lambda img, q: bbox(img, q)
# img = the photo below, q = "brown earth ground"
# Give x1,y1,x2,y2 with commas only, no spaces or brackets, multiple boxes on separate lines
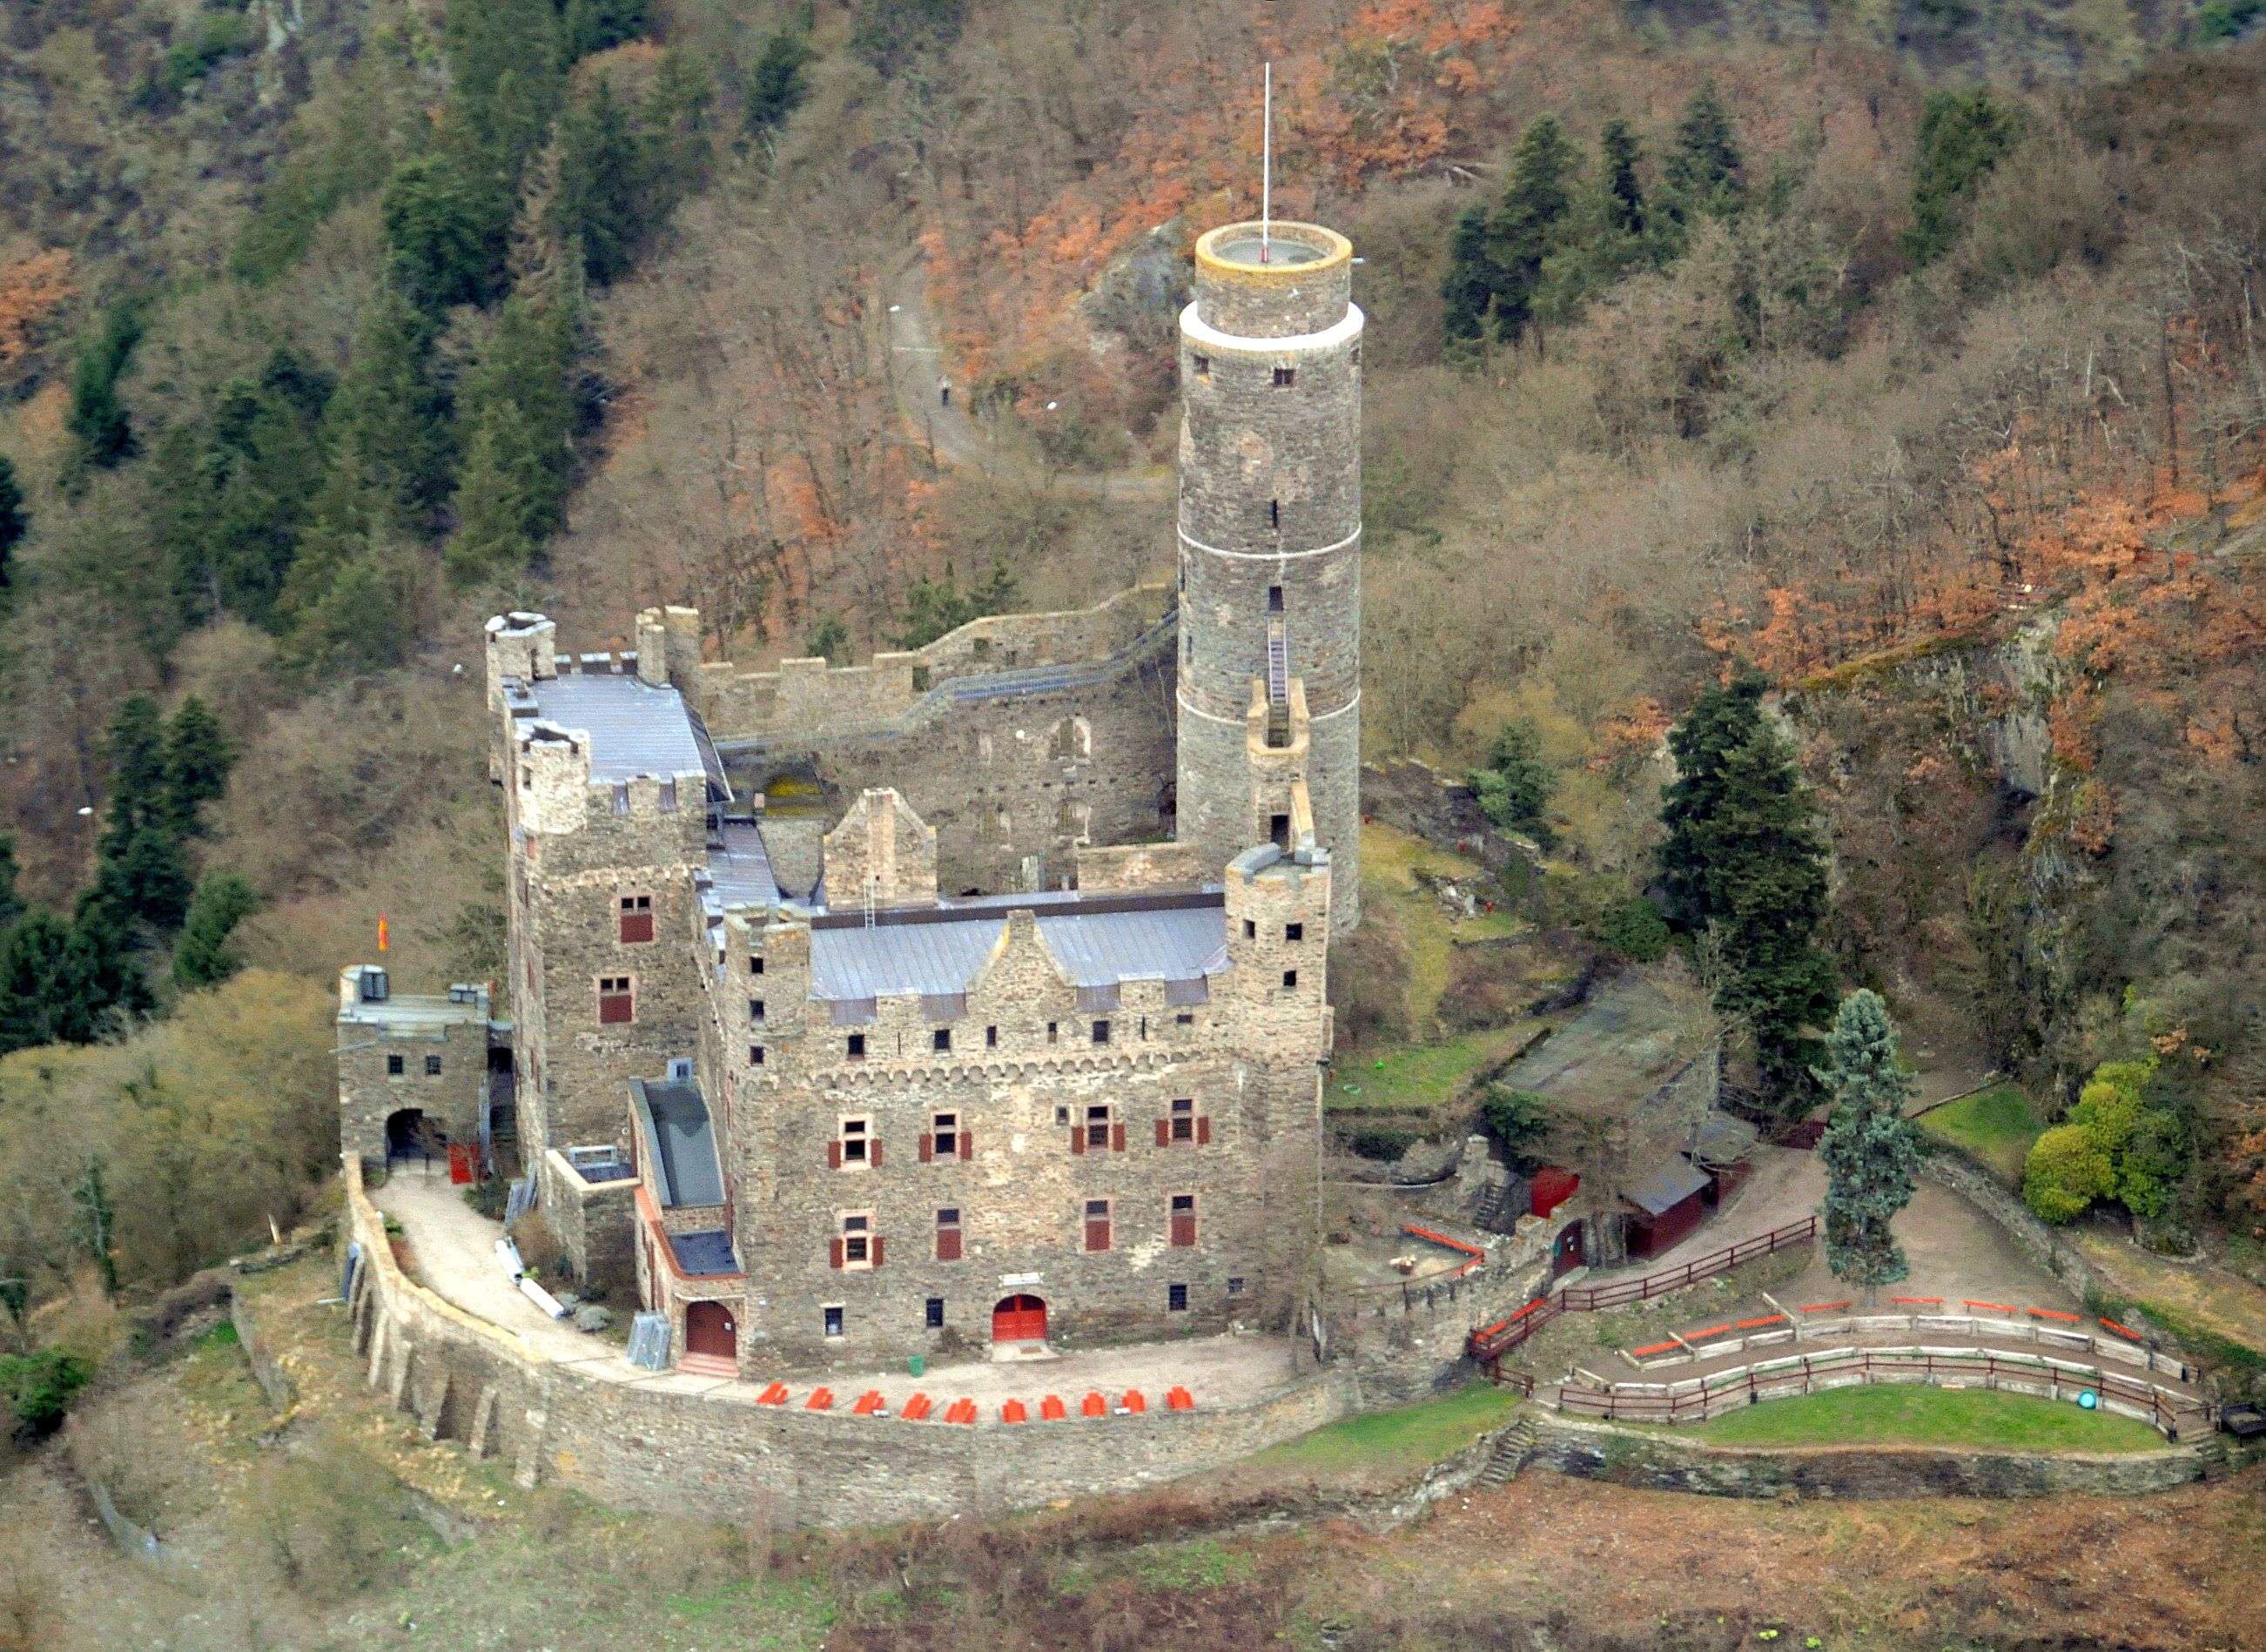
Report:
4,1247,2262,1651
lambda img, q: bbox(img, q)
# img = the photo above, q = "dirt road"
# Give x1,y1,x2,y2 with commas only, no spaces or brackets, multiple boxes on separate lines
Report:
887,252,1175,503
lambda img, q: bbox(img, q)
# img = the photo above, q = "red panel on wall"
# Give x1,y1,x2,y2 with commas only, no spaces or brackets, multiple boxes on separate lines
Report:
1531,1166,1582,1219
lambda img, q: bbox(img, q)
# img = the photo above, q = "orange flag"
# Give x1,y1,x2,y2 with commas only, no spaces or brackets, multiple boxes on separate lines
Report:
378,912,389,953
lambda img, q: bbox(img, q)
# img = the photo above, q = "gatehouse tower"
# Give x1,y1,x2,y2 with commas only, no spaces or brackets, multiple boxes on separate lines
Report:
1173,220,1363,930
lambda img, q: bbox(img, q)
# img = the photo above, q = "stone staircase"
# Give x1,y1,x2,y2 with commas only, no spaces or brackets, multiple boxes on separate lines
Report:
1469,1179,1521,1234
1473,1414,1540,1489
2195,1433,2233,1483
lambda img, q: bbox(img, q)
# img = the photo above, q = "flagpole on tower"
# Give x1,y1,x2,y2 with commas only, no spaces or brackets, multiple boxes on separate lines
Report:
1261,61,1272,263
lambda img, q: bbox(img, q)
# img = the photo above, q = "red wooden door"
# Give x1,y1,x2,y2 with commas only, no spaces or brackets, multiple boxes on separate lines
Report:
991,1294,1046,1342
1550,1221,1585,1278
685,1300,737,1360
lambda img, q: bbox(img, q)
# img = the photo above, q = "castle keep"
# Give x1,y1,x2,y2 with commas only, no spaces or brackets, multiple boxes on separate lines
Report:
341,223,1369,1380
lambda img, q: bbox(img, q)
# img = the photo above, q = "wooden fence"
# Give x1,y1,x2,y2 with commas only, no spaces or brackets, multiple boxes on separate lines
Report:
1468,1217,1819,1367
1554,1346,2208,1440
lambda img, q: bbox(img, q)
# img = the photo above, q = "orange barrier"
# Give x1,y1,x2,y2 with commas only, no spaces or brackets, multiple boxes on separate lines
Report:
2100,1318,2146,1342
1736,1314,1788,1330
756,1381,789,1406
1631,1341,1682,1358
804,1387,835,1411
1800,1300,1852,1313
1166,1386,1194,1412
1891,1296,1944,1306
1001,1399,1027,1424
1962,1299,2017,1313
1402,1224,1488,1279
1081,1391,1108,1417
1122,1389,1147,1414
2028,1307,2083,1323
852,1389,885,1415
901,1392,932,1420
1039,1394,1067,1420
945,1398,978,1425
1685,1323,1735,1342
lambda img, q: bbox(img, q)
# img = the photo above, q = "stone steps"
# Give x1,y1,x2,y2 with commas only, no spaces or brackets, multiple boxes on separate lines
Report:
1474,1415,1539,1488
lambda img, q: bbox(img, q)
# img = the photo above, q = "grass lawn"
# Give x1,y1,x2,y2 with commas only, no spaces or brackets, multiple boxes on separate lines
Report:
1676,1383,2164,1453
1919,1084,2043,1184
1361,823,1527,1024
1247,1383,1523,1477
1329,1026,1531,1114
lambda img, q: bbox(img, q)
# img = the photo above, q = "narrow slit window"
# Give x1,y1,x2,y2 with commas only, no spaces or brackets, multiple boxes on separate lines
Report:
1192,352,1211,377
1272,366,1294,387
1267,583,1284,612
1269,500,1280,530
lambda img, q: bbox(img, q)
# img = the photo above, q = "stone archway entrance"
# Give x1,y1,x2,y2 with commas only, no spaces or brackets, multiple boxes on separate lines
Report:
992,1293,1047,1344
684,1300,737,1366
386,1109,436,1161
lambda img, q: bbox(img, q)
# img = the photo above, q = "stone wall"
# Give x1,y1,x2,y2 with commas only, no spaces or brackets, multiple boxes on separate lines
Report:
338,1010,493,1171
333,1158,1356,1528
1526,1412,2201,1499
1326,1225,1554,1406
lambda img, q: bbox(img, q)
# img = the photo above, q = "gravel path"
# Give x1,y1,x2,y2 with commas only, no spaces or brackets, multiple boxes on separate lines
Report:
372,1167,1301,1418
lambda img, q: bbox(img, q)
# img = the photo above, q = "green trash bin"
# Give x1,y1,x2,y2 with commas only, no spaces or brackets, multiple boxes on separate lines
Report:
908,1353,925,1378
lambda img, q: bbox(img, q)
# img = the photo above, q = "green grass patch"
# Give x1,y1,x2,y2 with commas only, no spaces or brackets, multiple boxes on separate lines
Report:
1919,1084,2043,1184
1133,1538,1257,1591
1249,1383,1523,1477
1330,1027,1527,1115
1676,1383,2163,1453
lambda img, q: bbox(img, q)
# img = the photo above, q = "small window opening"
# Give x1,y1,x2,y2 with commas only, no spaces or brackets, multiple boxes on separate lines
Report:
1273,366,1294,387
598,976,635,1024
1085,1199,1113,1252
841,1118,870,1164
1054,1105,1071,1126
1286,923,1304,942
1228,1277,1246,1295
1267,583,1284,612
933,1113,958,1157
1168,1282,1189,1311
750,998,766,1023
1283,970,1299,989
1175,1012,1194,1028
843,1213,871,1264
749,1045,765,1065
1193,352,1211,377
1085,1105,1112,1150
1243,919,1257,939
387,1054,404,1076
933,1028,951,1052
824,1306,844,1337
846,1032,867,1060
619,893,654,944
935,1207,962,1263
985,1024,999,1048
1269,500,1280,530
750,954,764,975
1270,813,1291,850
1046,1021,1059,1045
925,1297,945,1328
1171,1098,1195,1143
1171,1194,1196,1248
426,1055,443,1076
1091,1019,1110,1045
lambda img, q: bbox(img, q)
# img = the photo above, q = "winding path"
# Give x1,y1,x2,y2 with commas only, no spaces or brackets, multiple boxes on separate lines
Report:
886,251,1176,503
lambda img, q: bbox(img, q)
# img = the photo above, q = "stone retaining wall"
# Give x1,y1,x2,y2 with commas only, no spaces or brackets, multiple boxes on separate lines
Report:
333,1158,1355,1528
1527,1412,2201,1499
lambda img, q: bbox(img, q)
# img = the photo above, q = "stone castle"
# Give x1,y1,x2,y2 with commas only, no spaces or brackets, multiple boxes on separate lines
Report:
340,221,1371,1380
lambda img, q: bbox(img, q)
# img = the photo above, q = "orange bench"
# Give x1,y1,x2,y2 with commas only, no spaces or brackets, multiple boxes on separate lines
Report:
1039,1394,1067,1420
756,1382,789,1406
804,1387,835,1411
852,1389,885,1415
1001,1399,1028,1424
944,1398,978,1425
1166,1386,1194,1412
901,1392,932,1420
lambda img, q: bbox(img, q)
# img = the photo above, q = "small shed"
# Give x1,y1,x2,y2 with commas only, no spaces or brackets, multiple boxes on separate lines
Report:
1623,1159,1711,1259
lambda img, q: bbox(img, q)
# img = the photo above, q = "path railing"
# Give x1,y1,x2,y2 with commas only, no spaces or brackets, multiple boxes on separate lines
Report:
1468,1217,1819,1368
1552,1345,2209,1440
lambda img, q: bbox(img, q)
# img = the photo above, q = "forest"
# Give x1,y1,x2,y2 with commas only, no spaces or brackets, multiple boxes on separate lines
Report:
0,0,2262,1427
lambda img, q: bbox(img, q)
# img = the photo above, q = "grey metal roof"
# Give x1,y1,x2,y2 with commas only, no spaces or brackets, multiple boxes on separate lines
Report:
629,1079,725,1207
807,903,1229,1003
1624,1158,1710,1217
669,1230,739,1276
527,675,709,785
704,821,780,911
1690,1109,1758,1167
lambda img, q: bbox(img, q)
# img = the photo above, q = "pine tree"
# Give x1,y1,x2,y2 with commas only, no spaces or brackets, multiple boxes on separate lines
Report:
1815,991,1920,1294
0,910,74,1054
1660,668,1839,1111
745,28,815,138
98,695,168,863
0,833,20,933
1441,205,1496,345
381,151,508,312
1659,80,1746,242
0,451,25,592
172,871,260,989
162,696,235,836
558,75,649,286
1903,87,2023,267
1469,719,1557,846
446,401,546,584
67,302,145,472
1534,117,1653,327
560,0,649,62
1487,114,1580,344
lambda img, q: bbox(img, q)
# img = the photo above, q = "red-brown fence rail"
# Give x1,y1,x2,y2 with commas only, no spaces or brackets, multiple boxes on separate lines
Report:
1468,1217,1819,1368
1553,1346,2206,1439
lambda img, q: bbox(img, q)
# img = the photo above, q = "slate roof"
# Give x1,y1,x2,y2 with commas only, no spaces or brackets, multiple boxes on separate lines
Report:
669,1230,739,1276
526,674,720,788
1499,971,1714,1118
703,821,781,913
1624,1158,1711,1217
806,898,1228,1002
629,1079,725,1208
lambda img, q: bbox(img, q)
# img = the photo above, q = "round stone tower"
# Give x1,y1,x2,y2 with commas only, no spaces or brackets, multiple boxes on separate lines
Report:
1174,220,1362,930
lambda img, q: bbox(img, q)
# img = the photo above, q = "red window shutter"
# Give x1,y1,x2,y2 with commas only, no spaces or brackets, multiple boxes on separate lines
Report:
828,1140,843,1170
1171,1214,1196,1247
598,991,633,1025
871,1140,884,1170
1111,1122,1126,1153
958,1130,972,1160
829,1238,844,1269
1071,1128,1086,1156
870,1235,884,1268
919,1133,933,1164
1086,1219,1111,1252
1196,1116,1211,1146
620,912,654,944
1155,1118,1170,1148
937,1229,962,1262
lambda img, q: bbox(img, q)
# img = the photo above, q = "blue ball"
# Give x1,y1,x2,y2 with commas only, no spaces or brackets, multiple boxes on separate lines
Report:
2079,1390,2099,1410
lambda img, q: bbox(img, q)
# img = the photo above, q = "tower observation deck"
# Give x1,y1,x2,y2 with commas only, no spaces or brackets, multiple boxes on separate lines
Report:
1174,220,1362,930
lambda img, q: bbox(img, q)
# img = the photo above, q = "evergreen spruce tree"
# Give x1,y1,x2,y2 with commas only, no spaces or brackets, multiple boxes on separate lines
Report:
0,451,25,593
1902,86,2023,267
558,75,649,286
1815,990,1920,1295
1660,668,1839,1111
446,402,546,584
1658,80,1746,243
744,28,815,138
66,302,145,472
97,695,168,865
161,696,235,836
0,832,20,933
1441,205,1497,345
1486,114,1579,345
381,151,507,312
1535,117,1653,326
0,910,74,1054
172,871,259,989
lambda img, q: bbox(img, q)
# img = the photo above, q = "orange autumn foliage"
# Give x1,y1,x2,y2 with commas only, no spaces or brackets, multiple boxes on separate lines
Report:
0,248,76,373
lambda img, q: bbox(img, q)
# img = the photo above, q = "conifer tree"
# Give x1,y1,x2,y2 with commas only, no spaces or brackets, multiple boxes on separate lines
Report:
66,302,145,472
558,75,649,286
1903,87,2023,267
1660,668,1839,1111
1487,114,1579,344
1815,990,1920,1294
382,151,507,312
1659,80,1746,239
745,28,815,138
1535,117,1653,327
161,696,235,836
447,402,546,584
172,871,260,989
0,452,25,592
1441,205,1496,345
0,832,21,934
